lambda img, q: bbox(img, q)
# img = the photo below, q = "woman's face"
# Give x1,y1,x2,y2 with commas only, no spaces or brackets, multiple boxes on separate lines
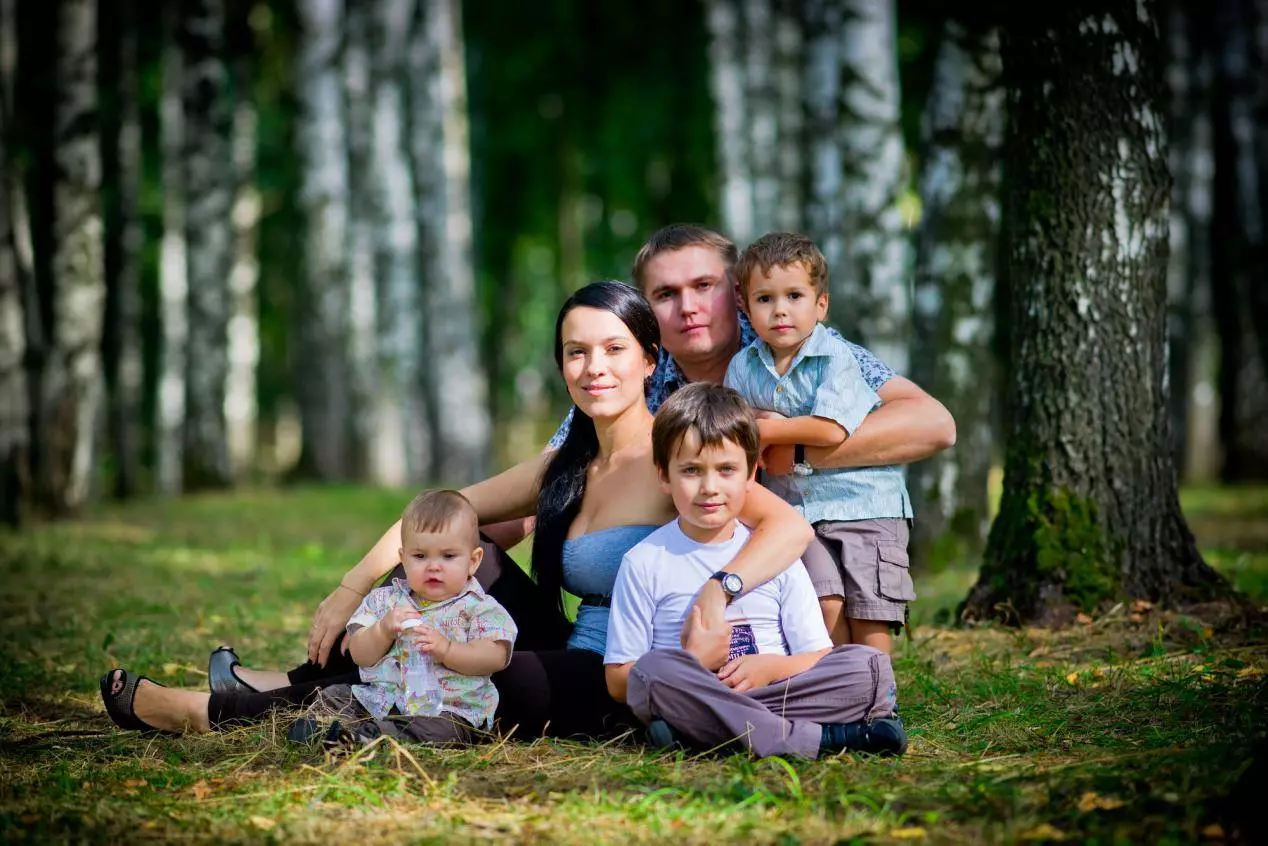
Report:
559,306,656,422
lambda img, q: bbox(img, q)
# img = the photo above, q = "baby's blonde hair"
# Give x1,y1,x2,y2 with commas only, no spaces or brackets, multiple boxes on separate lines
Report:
401,489,480,547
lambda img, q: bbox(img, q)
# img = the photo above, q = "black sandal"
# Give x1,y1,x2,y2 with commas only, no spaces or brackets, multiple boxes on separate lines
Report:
99,668,177,735
208,645,257,695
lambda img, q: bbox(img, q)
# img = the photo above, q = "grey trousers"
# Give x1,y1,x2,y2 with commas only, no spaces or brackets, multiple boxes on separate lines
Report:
626,645,897,760
314,684,475,745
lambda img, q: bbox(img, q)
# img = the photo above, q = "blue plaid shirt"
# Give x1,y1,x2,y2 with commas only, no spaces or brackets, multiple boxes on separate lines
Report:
725,323,913,523
548,314,895,448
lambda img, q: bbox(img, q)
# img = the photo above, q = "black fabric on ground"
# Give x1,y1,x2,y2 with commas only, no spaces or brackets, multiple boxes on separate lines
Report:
492,647,639,740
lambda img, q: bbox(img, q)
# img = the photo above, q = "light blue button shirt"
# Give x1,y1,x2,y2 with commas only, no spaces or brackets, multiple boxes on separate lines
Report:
724,323,914,523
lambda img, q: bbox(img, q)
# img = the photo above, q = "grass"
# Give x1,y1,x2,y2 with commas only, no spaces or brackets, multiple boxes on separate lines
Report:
1,484,1265,844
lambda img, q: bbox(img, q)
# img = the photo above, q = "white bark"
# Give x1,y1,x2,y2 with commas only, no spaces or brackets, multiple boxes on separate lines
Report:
705,0,754,245
744,0,778,236
296,0,352,479
157,8,187,496
773,1,803,231
832,0,909,374
371,0,428,486
44,0,104,511
181,0,234,487
0,0,26,523
420,0,490,484
908,21,1004,559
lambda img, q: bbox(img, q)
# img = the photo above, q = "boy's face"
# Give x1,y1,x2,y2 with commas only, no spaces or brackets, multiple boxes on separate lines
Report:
658,429,754,545
743,263,828,356
398,521,483,603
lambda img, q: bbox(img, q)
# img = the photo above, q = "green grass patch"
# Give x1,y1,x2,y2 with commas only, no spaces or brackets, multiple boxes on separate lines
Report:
1,485,1265,843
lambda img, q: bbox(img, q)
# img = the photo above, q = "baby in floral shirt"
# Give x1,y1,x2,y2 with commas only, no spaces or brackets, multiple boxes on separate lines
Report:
307,489,517,746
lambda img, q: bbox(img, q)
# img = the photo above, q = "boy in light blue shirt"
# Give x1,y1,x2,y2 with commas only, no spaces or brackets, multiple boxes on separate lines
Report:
724,232,915,654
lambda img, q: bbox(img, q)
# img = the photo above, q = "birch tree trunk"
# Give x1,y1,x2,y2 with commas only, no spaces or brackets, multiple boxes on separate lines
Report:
157,6,188,495
907,20,1004,569
773,0,803,232
371,0,428,486
180,0,234,488
295,0,353,480
416,0,490,484
962,0,1226,626
0,0,25,524
39,0,104,512
832,0,908,373
705,0,754,246
100,0,143,499
226,5,259,478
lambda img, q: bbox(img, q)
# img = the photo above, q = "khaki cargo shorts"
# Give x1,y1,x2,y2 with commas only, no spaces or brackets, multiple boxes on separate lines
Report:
801,518,915,626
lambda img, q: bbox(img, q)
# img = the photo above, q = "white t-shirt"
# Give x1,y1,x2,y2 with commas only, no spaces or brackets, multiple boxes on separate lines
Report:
604,519,832,666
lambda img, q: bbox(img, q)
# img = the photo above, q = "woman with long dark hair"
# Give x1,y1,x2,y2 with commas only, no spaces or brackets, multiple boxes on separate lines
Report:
101,282,813,738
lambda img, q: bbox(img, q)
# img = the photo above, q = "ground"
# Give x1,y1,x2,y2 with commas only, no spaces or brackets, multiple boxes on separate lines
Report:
1,485,1264,844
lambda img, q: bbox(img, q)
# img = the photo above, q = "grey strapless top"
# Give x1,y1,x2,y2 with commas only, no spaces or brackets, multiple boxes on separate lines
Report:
562,524,659,654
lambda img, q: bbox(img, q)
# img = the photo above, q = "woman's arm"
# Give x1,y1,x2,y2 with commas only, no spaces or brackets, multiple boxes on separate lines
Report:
306,452,551,667
684,484,813,640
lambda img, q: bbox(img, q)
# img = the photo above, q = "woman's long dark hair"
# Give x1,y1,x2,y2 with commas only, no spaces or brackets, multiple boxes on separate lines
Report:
530,281,660,615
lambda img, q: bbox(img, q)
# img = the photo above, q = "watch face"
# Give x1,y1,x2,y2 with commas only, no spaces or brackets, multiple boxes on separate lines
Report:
721,573,743,595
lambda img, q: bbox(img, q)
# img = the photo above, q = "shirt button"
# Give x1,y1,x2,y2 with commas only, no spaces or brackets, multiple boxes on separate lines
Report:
775,385,783,394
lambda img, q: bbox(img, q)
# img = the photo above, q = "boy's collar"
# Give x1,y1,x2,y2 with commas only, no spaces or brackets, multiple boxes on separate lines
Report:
390,576,485,610
752,323,831,370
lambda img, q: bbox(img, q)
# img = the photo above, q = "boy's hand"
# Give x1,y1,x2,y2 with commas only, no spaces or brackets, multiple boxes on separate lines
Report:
682,607,732,672
716,654,786,692
753,410,787,421
381,604,423,637
411,624,452,661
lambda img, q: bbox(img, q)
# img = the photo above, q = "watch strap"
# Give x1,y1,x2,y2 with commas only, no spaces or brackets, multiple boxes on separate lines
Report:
794,443,806,465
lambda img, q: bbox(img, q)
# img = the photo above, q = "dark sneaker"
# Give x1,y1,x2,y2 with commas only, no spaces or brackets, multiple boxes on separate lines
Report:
820,716,908,757
645,719,685,751
287,717,321,744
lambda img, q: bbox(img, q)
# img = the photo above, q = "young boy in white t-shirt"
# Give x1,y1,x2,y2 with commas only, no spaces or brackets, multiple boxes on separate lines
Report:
603,384,906,759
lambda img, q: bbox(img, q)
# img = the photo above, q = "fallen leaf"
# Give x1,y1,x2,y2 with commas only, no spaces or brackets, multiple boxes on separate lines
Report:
250,816,276,831
1202,627,1213,638
1201,822,1225,839
123,779,146,788
1021,823,1067,841
889,827,927,840
1131,599,1153,613
190,781,212,800
19,814,38,825
1235,666,1264,681
162,663,181,676
1066,672,1080,685
1076,613,1093,625
1192,665,1207,674
1077,791,1125,812
1129,613,1144,623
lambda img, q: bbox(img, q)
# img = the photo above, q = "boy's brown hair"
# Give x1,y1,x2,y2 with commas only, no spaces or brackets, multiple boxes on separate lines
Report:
631,224,739,292
734,232,829,301
652,383,760,475
400,489,480,547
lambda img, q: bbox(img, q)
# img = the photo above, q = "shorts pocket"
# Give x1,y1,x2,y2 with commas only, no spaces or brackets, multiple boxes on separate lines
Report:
876,543,916,602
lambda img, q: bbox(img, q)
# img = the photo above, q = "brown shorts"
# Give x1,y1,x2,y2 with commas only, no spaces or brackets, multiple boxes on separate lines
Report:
801,518,915,625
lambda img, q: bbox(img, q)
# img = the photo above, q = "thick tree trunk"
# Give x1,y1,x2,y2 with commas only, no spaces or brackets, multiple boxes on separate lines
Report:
100,0,143,499
180,0,234,488
371,0,428,487
294,0,352,480
225,5,258,478
962,0,1226,626
907,20,1004,569
0,0,25,525
413,0,490,485
39,0,104,513
156,7,187,496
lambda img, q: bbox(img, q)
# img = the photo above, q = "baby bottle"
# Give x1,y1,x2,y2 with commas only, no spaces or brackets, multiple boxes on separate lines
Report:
400,623,443,716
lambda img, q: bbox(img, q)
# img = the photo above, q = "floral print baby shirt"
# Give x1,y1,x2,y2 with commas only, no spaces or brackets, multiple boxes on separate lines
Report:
346,578,517,728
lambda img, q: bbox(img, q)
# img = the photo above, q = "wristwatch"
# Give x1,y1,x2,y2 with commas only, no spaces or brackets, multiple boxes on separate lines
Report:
793,444,814,477
710,571,744,601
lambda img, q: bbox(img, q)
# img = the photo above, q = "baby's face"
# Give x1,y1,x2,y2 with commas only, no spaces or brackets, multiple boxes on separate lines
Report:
398,522,482,603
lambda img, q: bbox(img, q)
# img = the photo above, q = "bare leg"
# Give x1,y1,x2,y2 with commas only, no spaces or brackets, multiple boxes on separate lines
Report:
232,668,291,692
818,596,852,647
848,619,892,654
130,679,212,733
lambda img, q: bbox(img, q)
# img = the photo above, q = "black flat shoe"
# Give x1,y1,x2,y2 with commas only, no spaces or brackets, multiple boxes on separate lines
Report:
100,669,177,735
208,646,257,695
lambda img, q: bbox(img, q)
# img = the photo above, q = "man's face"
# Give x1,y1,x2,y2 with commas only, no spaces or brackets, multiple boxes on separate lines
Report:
658,429,754,545
641,246,742,366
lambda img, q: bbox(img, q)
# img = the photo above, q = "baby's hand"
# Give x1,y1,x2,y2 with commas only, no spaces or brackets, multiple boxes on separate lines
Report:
382,604,423,637
412,624,452,661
